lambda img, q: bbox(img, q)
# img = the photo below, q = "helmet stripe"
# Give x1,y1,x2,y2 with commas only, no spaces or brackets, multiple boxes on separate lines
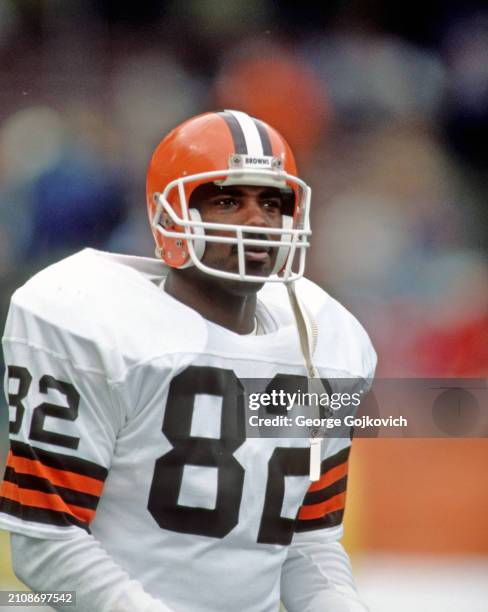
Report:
226,110,263,156
218,110,274,158
252,118,273,156
218,110,248,154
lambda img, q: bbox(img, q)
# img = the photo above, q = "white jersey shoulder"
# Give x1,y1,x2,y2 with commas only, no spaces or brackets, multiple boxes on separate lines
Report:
4,249,208,380
258,276,377,380
5,247,376,383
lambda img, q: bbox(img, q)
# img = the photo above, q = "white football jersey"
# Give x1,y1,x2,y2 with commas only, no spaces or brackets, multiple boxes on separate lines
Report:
0,248,376,611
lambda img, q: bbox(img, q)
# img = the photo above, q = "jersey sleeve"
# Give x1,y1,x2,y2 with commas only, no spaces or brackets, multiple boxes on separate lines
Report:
0,296,123,539
295,439,351,537
281,539,368,611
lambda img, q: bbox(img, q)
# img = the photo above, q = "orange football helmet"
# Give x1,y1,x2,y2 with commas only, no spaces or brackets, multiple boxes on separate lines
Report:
146,110,311,282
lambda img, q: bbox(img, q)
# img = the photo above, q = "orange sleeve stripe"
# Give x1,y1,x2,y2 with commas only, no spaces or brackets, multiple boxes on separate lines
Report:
0,479,15,500
0,481,95,525
307,461,349,493
7,453,104,497
298,491,346,521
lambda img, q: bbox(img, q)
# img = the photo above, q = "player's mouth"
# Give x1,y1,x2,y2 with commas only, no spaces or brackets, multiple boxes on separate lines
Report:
231,242,272,263
244,247,271,262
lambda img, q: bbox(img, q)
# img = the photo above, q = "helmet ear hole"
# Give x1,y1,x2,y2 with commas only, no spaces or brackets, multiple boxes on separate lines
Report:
160,210,173,229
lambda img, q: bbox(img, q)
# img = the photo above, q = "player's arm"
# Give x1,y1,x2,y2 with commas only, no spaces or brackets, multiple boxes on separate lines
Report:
280,442,369,612
11,531,172,612
0,298,172,611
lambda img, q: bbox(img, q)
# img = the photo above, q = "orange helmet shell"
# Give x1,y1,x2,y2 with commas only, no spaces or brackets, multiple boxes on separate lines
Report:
146,110,299,268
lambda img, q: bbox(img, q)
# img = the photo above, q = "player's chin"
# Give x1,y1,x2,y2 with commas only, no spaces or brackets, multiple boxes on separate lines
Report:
243,259,274,278
240,250,276,277
237,260,276,293
205,251,276,284
215,257,274,294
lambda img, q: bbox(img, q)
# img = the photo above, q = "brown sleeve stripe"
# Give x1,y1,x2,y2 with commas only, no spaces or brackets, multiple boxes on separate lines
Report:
6,452,104,497
10,440,108,482
295,509,344,532
302,475,348,506
0,480,95,525
4,467,99,511
0,495,89,531
308,446,350,493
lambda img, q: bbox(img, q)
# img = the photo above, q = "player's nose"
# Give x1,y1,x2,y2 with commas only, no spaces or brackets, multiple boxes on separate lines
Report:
241,197,271,228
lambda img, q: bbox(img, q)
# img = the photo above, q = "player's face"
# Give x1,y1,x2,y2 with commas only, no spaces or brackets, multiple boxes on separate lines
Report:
190,183,288,280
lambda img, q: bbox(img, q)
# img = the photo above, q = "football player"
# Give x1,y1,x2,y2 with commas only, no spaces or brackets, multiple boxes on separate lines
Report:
0,110,375,611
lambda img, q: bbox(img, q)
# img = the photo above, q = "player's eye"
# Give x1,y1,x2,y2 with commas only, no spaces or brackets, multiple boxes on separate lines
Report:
262,199,283,212
214,197,238,208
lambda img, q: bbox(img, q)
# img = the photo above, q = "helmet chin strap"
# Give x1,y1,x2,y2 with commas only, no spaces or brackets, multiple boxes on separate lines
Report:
178,208,206,269
285,281,328,482
271,215,293,274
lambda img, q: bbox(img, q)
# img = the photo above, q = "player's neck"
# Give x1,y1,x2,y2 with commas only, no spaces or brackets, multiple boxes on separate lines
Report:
164,271,258,335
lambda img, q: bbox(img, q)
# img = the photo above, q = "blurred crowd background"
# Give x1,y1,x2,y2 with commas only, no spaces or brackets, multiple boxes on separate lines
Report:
0,1,487,610
1,0,487,376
